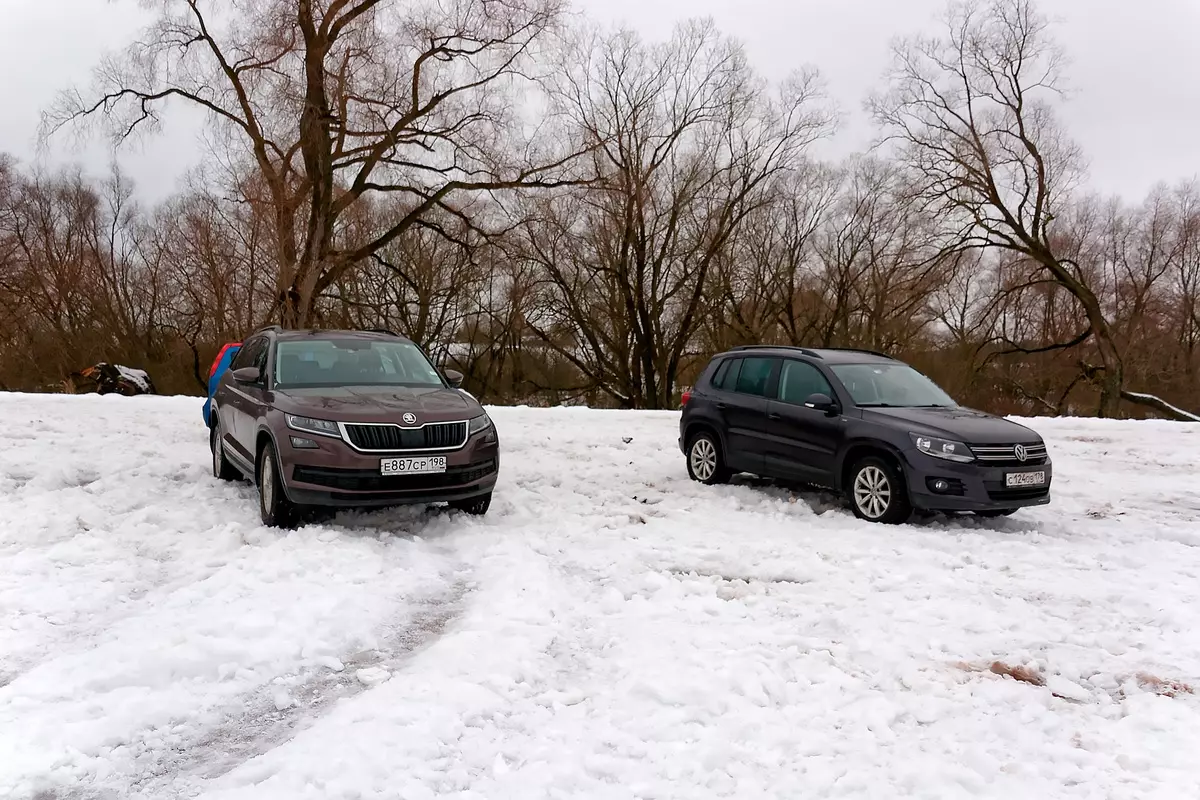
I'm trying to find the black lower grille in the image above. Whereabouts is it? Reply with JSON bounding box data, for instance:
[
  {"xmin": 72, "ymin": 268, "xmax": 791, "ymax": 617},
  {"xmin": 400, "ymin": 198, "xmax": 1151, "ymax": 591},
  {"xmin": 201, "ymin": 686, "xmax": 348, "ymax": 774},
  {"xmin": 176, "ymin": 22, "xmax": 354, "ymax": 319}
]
[
  {"xmin": 293, "ymin": 460, "xmax": 496, "ymax": 492},
  {"xmin": 343, "ymin": 421, "xmax": 466, "ymax": 451},
  {"xmin": 986, "ymin": 486, "xmax": 1050, "ymax": 502}
]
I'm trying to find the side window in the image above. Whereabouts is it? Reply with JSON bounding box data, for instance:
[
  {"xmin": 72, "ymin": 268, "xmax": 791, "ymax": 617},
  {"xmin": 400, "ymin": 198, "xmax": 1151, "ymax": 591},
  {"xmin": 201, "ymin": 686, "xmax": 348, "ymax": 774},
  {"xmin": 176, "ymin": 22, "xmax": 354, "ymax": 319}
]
[
  {"xmin": 230, "ymin": 337, "xmax": 264, "ymax": 370},
  {"xmin": 733, "ymin": 357, "xmax": 776, "ymax": 397},
  {"xmin": 778, "ymin": 360, "xmax": 834, "ymax": 405},
  {"xmin": 710, "ymin": 359, "xmax": 731, "ymax": 390},
  {"xmin": 712, "ymin": 358, "xmax": 741, "ymax": 391},
  {"xmin": 253, "ymin": 340, "xmax": 270, "ymax": 372}
]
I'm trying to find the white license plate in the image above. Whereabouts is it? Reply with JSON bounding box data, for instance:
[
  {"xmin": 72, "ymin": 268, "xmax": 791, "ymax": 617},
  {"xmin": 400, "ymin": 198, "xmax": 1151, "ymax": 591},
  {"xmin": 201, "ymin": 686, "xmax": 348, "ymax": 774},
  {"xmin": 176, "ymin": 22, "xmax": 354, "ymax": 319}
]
[
  {"xmin": 380, "ymin": 456, "xmax": 447, "ymax": 476},
  {"xmin": 1005, "ymin": 470, "xmax": 1046, "ymax": 487}
]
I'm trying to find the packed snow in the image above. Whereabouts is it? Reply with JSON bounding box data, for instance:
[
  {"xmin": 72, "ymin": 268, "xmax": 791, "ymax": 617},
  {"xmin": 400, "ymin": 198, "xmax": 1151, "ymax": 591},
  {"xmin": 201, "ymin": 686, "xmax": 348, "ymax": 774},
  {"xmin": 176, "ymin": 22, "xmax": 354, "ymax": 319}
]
[{"xmin": 1, "ymin": 393, "xmax": 1199, "ymax": 799}]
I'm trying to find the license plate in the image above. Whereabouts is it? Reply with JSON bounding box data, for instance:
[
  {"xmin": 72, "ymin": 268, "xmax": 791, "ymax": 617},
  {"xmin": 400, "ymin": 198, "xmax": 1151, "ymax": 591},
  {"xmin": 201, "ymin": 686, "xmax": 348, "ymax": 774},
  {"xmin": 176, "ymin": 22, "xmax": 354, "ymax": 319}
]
[
  {"xmin": 380, "ymin": 456, "xmax": 447, "ymax": 475},
  {"xmin": 1005, "ymin": 470, "xmax": 1045, "ymax": 487}
]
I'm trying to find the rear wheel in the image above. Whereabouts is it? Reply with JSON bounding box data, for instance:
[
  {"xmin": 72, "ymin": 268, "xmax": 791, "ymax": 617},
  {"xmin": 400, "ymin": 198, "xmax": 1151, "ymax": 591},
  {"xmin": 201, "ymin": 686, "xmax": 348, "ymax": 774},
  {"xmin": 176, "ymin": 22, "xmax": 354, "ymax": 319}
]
[
  {"xmin": 258, "ymin": 442, "xmax": 299, "ymax": 528},
  {"xmin": 210, "ymin": 415, "xmax": 240, "ymax": 482},
  {"xmin": 847, "ymin": 456, "xmax": 912, "ymax": 524},
  {"xmin": 686, "ymin": 431, "xmax": 731, "ymax": 485},
  {"xmin": 450, "ymin": 491, "xmax": 492, "ymax": 516}
]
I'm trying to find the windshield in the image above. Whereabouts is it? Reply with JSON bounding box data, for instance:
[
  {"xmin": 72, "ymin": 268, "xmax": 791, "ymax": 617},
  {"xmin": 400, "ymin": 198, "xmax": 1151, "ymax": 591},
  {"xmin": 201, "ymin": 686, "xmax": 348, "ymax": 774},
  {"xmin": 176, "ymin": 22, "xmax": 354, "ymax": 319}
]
[
  {"xmin": 273, "ymin": 339, "xmax": 445, "ymax": 388},
  {"xmin": 830, "ymin": 363, "xmax": 956, "ymax": 408}
]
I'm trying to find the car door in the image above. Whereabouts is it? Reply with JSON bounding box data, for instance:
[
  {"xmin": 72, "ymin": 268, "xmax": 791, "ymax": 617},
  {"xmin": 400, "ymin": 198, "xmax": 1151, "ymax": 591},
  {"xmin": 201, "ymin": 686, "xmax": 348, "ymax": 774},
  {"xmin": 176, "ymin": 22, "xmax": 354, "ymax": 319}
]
[
  {"xmin": 763, "ymin": 358, "xmax": 844, "ymax": 484},
  {"xmin": 220, "ymin": 335, "xmax": 268, "ymax": 464},
  {"xmin": 710, "ymin": 356, "xmax": 779, "ymax": 474}
]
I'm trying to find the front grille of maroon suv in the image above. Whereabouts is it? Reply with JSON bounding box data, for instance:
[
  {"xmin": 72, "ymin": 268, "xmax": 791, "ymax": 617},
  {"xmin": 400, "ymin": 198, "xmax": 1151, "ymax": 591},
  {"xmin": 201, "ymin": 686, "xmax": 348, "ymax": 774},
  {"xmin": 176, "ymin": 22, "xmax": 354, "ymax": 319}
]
[
  {"xmin": 342, "ymin": 420, "xmax": 467, "ymax": 451},
  {"xmin": 293, "ymin": 459, "xmax": 497, "ymax": 492}
]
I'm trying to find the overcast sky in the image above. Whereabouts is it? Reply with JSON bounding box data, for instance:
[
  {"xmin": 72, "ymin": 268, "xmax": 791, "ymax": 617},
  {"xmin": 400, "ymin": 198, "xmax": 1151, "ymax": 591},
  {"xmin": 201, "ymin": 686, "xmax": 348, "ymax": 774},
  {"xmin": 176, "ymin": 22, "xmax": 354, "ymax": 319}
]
[{"xmin": 3, "ymin": 0, "xmax": 1197, "ymax": 202}]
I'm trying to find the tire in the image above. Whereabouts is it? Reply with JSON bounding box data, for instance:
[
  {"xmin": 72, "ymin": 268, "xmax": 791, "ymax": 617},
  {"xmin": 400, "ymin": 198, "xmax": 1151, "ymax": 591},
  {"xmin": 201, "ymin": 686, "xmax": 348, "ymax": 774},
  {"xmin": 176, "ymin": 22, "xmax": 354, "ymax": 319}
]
[
  {"xmin": 847, "ymin": 455, "xmax": 912, "ymax": 524},
  {"xmin": 976, "ymin": 508, "xmax": 1018, "ymax": 518},
  {"xmin": 210, "ymin": 415, "xmax": 241, "ymax": 482},
  {"xmin": 258, "ymin": 441, "xmax": 299, "ymax": 528},
  {"xmin": 686, "ymin": 431, "xmax": 732, "ymax": 485},
  {"xmin": 450, "ymin": 491, "xmax": 492, "ymax": 516}
]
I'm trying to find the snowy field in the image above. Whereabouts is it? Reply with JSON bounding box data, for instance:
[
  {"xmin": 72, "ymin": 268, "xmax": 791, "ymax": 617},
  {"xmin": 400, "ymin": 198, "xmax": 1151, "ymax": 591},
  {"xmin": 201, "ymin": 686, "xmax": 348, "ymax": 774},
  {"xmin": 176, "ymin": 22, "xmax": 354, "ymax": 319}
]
[{"xmin": 2, "ymin": 394, "xmax": 1199, "ymax": 800}]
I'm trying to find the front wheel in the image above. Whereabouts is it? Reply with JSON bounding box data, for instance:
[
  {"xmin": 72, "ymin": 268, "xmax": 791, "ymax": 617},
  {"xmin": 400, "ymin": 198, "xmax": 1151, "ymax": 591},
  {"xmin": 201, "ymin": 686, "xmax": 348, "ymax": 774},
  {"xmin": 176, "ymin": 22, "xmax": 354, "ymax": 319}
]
[
  {"xmin": 847, "ymin": 456, "xmax": 912, "ymax": 524},
  {"xmin": 686, "ymin": 432, "xmax": 731, "ymax": 485},
  {"xmin": 258, "ymin": 442, "xmax": 299, "ymax": 528}
]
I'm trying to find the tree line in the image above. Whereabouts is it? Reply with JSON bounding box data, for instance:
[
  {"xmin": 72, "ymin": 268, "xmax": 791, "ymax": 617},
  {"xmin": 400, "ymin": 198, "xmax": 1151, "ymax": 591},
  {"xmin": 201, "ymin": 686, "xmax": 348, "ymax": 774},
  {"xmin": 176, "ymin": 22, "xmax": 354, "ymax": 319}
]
[{"xmin": 1, "ymin": 0, "xmax": 1197, "ymax": 419}]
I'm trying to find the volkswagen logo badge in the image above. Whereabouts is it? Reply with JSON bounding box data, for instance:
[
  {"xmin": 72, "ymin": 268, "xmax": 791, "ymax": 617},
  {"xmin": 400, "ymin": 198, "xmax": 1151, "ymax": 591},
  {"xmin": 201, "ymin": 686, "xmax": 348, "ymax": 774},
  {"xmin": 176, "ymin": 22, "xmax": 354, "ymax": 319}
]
[
  {"xmin": 1013, "ymin": 444, "xmax": 1027, "ymax": 462},
  {"xmin": 402, "ymin": 412, "xmax": 417, "ymax": 426}
]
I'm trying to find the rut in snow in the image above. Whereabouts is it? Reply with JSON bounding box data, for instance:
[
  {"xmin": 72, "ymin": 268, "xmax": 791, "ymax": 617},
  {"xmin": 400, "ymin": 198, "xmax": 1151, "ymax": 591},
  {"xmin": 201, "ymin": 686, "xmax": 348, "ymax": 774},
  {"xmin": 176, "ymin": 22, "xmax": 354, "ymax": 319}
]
[{"xmin": 125, "ymin": 581, "xmax": 470, "ymax": 798}]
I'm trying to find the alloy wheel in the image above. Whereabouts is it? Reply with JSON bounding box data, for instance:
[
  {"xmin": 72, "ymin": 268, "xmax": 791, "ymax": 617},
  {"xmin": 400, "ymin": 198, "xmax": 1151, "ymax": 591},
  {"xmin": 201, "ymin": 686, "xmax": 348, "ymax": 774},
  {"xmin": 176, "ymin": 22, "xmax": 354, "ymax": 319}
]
[
  {"xmin": 853, "ymin": 465, "xmax": 891, "ymax": 519},
  {"xmin": 690, "ymin": 437, "xmax": 717, "ymax": 481},
  {"xmin": 261, "ymin": 451, "xmax": 274, "ymax": 511},
  {"xmin": 212, "ymin": 424, "xmax": 223, "ymax": 475}
]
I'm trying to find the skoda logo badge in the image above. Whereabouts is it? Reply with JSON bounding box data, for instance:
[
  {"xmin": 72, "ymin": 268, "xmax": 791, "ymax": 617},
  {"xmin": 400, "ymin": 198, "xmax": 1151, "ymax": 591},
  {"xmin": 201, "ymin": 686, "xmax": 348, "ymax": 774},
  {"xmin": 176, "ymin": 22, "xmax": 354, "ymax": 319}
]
[
  {"xmin": 402, "ymin": 412, "xmax": 417, "ymax": 426},
  {"xmin": 1014, "ymin": 444, "xmax": 1027, "ymax": 462}
]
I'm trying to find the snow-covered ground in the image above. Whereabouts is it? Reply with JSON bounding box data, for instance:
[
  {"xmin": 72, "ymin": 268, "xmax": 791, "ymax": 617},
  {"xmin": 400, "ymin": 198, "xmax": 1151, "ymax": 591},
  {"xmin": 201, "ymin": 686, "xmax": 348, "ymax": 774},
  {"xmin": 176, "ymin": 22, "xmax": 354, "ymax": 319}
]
[{"xmin": 2, "ymin": 394, "xmax": 1199, "ymax": 800}]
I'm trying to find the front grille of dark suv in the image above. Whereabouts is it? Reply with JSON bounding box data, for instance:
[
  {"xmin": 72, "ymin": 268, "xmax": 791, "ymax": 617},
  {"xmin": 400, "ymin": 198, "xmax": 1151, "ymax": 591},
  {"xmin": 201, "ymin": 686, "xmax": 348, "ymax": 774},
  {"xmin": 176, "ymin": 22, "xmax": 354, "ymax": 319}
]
[
  {"xmin": 293, "ymin": 459, "xmax": 497, "ymax": 492},
  {"xmin": 343, "ymin": 421, "xmax": 467, "ymax": 451},
  {"xmin": 969, "ymin": 443, "xmax": 1048, "ymax": 467}
]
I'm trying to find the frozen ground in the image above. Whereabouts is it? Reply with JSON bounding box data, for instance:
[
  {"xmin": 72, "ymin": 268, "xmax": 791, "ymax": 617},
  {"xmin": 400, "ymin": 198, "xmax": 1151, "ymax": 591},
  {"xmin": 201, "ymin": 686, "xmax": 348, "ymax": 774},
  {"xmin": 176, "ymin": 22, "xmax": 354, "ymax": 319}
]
[{"xmin": 1, "ymin": 394, "xmax": 1199, "ymax": 800}]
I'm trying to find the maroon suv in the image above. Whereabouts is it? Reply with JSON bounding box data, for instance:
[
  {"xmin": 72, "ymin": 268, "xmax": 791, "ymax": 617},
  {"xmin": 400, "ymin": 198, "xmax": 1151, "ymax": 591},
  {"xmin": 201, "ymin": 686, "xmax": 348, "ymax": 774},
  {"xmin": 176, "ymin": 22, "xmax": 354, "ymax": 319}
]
[{"xmin": 209, "ymin": 327, "xmax": 498, "ymax": 527}]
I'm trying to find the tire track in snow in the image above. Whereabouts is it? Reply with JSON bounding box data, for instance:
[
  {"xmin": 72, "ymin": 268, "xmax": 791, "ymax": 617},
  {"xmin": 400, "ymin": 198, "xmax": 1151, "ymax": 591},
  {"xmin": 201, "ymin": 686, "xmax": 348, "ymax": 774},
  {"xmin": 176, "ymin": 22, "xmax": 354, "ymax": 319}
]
[{"xmin": 122, "ymin": 580, "xmax": 471, "ymax": 799}]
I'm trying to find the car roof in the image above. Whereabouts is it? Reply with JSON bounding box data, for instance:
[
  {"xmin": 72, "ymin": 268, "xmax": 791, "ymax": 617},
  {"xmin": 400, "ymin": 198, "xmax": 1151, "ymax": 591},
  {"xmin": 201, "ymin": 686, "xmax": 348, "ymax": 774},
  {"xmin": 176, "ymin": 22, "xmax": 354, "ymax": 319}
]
[
  {"xmin": 256, "ymin": 327, "xmax": 415, "ymax": 345},
  {"xmin": 717, "ymin": 345, "xmax": 897, "ymax": 365}
]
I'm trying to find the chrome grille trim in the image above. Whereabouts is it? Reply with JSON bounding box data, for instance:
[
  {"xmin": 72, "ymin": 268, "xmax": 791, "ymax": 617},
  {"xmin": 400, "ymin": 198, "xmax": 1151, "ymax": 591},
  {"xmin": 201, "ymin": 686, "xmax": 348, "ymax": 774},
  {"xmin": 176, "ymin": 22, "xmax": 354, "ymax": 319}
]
[
  {"xmin": 337, "ymin": 420, "xmax": 469, "ymax": 453},
  {"xmin": 969, "ymin": 443, "xmax": 1048, "ymax": 462}
]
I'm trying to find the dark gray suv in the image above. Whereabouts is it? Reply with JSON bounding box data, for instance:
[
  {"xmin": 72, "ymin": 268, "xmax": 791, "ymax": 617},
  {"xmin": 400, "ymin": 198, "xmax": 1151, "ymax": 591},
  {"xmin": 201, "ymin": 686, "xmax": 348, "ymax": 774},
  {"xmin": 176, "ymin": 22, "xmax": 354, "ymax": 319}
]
[
  {"xmin": 211, "ymin": 327, "xmax": 498, "ymax": 527},
  {"xmin": 679, "ymin": 346, "xmax": 1052, "ymax": 523}
]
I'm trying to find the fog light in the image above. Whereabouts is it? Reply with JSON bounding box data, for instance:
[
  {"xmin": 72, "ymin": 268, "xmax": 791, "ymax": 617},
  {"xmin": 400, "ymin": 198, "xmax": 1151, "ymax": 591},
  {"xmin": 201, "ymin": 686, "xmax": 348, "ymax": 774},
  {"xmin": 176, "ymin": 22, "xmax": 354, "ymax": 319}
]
[
  {"xmin": 931, "ymin": 479, "xmax": 950, "ymax": 493},
  {"xmin": 290, "ymin": 436, "xmax": 319, "ymax": 449}
]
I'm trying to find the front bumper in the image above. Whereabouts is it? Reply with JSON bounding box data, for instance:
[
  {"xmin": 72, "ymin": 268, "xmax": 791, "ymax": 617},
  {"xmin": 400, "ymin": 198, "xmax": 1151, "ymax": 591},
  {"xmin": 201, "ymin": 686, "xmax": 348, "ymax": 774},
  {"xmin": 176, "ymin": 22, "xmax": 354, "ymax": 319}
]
[
  {"xmin": 901, "ymin": 448, "xmax": 1052, "ymax": 512},
  {"xmin": 279, "ymin": 429, "xmax": 500, "ymax": 509}
]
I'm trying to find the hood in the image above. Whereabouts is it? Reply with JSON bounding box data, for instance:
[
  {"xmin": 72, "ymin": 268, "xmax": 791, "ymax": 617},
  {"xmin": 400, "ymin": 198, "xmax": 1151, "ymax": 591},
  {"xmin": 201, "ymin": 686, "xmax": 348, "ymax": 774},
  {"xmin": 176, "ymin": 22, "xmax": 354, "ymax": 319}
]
[
  {"xmin": 270, "ymin": 385, "xmax": 480, "ymax": 423},
  {"xmin": 860, "ymin": 405, "xmax": 1041, "ymax": 444}
]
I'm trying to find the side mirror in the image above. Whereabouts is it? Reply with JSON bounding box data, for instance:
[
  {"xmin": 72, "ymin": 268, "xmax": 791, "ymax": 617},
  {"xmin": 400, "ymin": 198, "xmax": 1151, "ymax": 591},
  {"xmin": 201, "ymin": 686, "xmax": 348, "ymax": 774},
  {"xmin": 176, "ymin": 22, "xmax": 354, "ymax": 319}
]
[
  {"xmin": 803, "ymin": 392, "xmax": 839, "ymax": 414},
  {"xmin": 231, "ymin": 366, "xmax": 262, "ymax": 384},
  {"xmin": 443, "ymin": 368, "xmax": 464, "ymax": 389}
]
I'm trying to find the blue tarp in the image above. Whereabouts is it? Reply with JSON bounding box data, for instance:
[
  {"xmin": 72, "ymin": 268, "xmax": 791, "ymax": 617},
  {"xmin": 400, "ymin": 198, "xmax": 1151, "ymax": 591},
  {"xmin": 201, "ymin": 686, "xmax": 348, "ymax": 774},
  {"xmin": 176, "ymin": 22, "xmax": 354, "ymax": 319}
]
[{"xmin": 202, "ymin": 344, "xmax": 241, "ymax": 428}]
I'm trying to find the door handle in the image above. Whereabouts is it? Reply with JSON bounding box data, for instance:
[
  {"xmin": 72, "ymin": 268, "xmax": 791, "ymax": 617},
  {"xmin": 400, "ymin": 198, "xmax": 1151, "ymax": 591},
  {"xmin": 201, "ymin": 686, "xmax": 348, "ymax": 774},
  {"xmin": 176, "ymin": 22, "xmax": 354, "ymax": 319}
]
[
  {"xmin": 716, "ymin": 402, "xmax": 728, "ymax": 410},
  {"xmin": 767, "ymin": 412, "xmax": 781, "ymax": 420}
]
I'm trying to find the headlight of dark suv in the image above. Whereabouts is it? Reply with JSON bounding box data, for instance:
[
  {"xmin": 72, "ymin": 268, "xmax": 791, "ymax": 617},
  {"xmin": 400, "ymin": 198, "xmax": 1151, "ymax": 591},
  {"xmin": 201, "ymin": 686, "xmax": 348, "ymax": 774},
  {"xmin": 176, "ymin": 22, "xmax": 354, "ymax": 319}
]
[
  {"xmin": 285, "ymin": 414, "xmax": 341, "ymax": 438},
  {"xmin": 910, "ymin": 433, "xmax": 974, "ymax": 463},
  {"xmin": 468, "ymin": 412, "xmax": 493, "ymax": 436}
]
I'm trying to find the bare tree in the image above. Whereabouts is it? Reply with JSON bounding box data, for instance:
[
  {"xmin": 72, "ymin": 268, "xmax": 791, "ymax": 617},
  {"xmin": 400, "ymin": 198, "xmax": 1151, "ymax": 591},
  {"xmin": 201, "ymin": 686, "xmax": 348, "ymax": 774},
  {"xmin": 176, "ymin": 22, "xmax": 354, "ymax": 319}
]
[
  {"xmin": 48, "ymin": 0, "xmax": 588, "ymax": 328},
  {"xmin": 870, "ymin": 0, "xmax": 1134, "ymax": 416},
  {"xmin": 518, "ymin": 20, "xmax": 834, "ymax": 407}
]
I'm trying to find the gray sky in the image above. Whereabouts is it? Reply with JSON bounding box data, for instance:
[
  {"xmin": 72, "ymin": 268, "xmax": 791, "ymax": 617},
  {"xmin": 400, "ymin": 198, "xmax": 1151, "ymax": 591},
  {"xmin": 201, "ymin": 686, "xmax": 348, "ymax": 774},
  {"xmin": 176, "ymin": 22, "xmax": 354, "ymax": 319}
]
[{"xmin": 4, "ymin": 0, "xmax": 1198, "ymax": 201}]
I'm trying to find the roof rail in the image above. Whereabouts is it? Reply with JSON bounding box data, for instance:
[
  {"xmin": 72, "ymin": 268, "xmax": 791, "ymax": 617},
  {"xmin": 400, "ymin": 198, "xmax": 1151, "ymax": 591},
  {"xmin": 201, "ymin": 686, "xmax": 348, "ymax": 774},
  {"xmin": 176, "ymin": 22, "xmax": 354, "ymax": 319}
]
[
  {"xmin": 730, "ymin": 344, "xmax": 822, "ymax": 358},
  {"xmin": 728, "ymin": 344, "xmax": 895, "ymax": 360},
  {"xmin": 251, "ymin": 324, "xmax": 283, "ymax": 335},
  {"xmin": 819, "ymin": 346, "xmax": 894, "ymax": 359},
  {"xmin": 365, "ymin": 328, "xmax": 399, "ymax": 336}
]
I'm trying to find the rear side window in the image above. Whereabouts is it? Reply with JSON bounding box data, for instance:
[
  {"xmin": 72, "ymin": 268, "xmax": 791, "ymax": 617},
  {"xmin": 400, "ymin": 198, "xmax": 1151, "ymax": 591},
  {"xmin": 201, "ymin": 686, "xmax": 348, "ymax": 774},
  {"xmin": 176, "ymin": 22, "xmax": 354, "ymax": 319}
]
[
  {"xmin": 710, "ymin": 358, "xmax": 732, "ymax": 389},
  {"xmin": 778, "ymin": 360, "xmax": 834, "ymax": 405},
  {"xmin": 734, "ymin": 357, "xmax": 775, "ymax": 397}
]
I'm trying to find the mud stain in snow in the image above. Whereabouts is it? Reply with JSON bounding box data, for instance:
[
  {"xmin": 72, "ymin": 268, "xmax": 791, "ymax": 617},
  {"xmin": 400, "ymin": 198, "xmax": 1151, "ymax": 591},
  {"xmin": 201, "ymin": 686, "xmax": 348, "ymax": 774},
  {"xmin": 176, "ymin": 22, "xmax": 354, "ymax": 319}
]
[{"xmin": 123, "ymin": 582, "xmax": 469, "ymax": 798}]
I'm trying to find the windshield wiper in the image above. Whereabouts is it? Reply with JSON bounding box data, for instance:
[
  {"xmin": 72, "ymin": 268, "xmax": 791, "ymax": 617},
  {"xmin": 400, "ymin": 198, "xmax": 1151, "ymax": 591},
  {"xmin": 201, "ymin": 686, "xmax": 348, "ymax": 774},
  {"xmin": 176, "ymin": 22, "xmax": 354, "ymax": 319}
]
[{"xmin": 857, "ymin": 403, "xmax": 895, "ymax": 408}]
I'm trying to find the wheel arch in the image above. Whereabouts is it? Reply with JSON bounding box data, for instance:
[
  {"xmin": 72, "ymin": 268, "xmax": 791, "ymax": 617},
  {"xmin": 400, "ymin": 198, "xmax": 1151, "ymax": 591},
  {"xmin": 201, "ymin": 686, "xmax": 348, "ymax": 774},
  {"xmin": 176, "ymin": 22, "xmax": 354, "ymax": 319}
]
[
  {"xmin": 682, "ymin": 418, "xmax": 727, "ymax": 453},
  {"xmin": 837, "ymin": 439, "xmax": 907, "ymax": 494}
]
